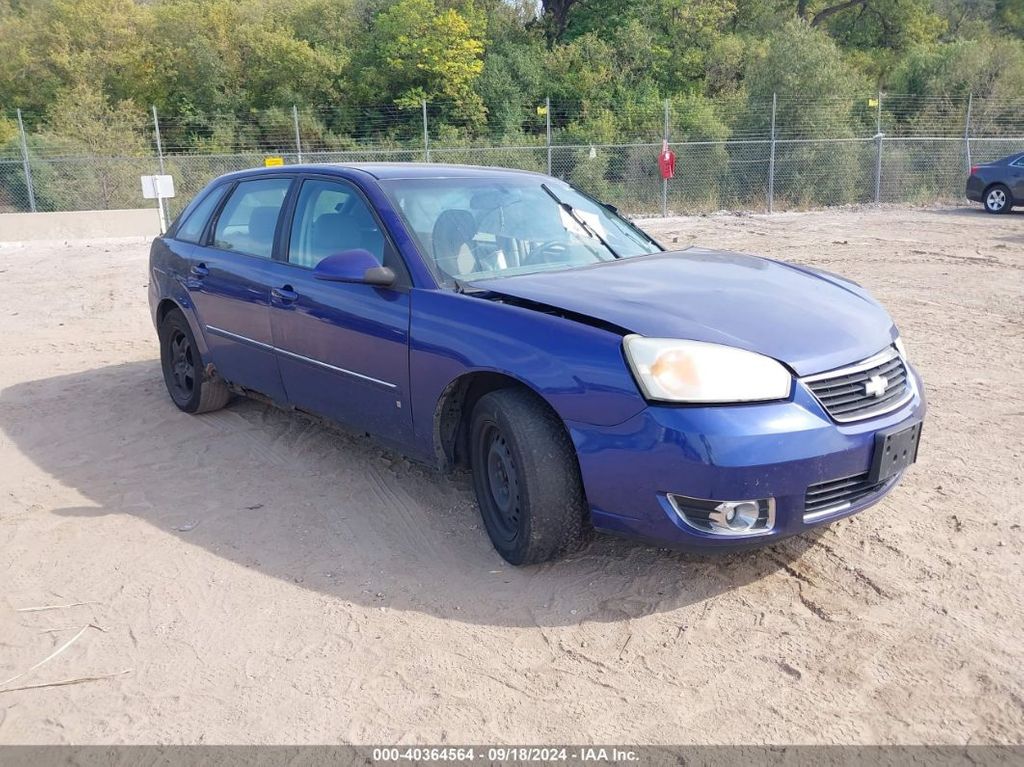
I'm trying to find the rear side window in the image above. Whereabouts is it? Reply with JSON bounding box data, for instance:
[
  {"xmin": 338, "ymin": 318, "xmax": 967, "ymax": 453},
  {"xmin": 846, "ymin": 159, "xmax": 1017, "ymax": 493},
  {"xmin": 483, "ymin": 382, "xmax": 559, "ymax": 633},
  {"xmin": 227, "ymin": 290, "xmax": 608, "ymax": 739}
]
[
  {"xmin": 1012, "ymin": 156, "xmax": 1024, "ymax": 168},
  {"xmin": 174, "ymin": 184, "xmax": 228, "ymax": 244},
  {"xmin": 212, "ymin": 178, "xmax": 292, "ymax": 258}
]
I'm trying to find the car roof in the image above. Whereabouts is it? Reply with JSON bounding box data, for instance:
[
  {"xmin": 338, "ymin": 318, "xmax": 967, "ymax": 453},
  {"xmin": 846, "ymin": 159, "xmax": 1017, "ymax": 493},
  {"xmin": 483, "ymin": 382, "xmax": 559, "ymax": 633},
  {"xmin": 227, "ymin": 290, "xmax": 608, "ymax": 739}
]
[
  {"xmin": 989, "ymin": 152, "xmax": 1024, "ymax": 165},
  {"xmin": 216, "ymin": 162, "xmax": 549, "ymax": 184}
]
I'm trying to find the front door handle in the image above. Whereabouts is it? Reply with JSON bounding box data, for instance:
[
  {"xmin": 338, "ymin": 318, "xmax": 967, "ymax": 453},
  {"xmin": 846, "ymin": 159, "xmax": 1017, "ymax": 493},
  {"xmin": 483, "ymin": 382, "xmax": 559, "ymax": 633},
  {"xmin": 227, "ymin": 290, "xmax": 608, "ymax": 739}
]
[
  {"xmin": 190, "ymin": 263, "xmax": 209, "ymax": 278},
  {"xmin": 272, "ymin": 285, "xmax": 299, "ymax": 304}
]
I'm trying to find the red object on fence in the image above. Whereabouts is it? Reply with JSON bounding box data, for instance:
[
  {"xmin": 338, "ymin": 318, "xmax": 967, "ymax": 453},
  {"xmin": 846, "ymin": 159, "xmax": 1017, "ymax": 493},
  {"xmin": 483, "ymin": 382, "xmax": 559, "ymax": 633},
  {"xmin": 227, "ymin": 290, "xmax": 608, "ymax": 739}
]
[{"xmin": 658, "ymin": 143, "xmax": 676, "ymax": 180}]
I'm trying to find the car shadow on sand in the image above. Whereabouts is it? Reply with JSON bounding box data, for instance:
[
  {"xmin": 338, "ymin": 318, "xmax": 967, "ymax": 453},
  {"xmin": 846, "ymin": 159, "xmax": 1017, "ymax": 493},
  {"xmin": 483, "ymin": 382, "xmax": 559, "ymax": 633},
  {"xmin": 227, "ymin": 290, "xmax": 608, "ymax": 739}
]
[{"xmin": 1, "ymin": 360, "xmax": 823, "ymax": 627}]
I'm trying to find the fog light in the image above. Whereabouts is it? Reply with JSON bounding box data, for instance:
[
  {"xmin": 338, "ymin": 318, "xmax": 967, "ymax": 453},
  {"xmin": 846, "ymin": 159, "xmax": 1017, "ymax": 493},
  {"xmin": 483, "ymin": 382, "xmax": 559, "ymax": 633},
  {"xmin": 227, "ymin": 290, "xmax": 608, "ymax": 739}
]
[
  {"xmin": 709, "ymin": 500, "xmax": 760, "ymax": 532},
  {"xmin": 666, "ymin": 494, "xmax": 776, "ymax": 536}
]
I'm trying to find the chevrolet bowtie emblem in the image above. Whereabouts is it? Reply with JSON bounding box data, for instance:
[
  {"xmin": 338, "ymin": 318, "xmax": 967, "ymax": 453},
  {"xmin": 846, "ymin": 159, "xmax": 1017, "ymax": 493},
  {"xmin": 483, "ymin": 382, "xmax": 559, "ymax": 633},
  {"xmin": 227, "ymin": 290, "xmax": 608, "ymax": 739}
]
[{"xmin": 864, "ymin": 374, "xmax": 889, "ymax": 398}]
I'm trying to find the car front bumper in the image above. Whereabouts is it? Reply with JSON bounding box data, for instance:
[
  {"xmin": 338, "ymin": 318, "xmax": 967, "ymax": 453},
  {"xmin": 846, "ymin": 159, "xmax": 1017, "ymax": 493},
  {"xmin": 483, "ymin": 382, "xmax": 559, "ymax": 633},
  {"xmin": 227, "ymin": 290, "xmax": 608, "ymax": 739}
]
[{"xmin": 567, "ymin": 364, "xmax": 926, "ymax": 551}]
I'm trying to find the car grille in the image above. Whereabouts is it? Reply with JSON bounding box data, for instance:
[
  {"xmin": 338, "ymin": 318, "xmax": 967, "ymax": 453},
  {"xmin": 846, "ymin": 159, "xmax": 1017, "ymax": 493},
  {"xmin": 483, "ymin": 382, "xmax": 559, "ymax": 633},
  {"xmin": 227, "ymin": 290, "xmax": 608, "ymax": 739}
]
[
  {"xmin": 804, "ymin": 472, "xmax": 895, "ymax": 521},
  {"xmin": 801, "ymin": 346, "xmax": 912, "ymax": 423}
]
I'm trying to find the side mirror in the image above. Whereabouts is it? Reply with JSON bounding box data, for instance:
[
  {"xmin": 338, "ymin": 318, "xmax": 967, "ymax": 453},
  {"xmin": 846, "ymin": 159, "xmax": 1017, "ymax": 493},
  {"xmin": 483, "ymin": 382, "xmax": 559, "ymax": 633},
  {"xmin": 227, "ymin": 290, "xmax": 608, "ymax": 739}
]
[{"xmin": 313, "ymin": 249, "xmax": 396, "ymax": 287}]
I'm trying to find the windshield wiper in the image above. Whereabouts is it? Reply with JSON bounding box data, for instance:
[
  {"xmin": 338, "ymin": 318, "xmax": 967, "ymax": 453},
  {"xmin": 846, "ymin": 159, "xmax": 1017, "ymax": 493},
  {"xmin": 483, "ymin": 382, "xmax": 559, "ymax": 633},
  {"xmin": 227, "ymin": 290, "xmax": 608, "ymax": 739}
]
[{"xmin": 541, "ymin": 183, "xmax": 620, "ymax": 260}]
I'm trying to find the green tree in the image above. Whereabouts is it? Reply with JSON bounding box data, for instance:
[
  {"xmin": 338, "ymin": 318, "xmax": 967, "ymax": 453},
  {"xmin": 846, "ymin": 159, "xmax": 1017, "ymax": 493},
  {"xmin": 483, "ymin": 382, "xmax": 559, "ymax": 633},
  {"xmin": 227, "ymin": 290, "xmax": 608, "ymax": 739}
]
[
  {"xmin": 744, "ymin": 21, "xmax": 873, "ymax": 204},
  {"xmin": 0, "ymin": 0, "xmax": 143, "ymax": 119},
  {"xmin": 746, "ymin": 19, "xmax": 869, "ymax": 124},
  {"xmin": 358, "ymin": 0, "xmax": 487, "ymax": 126},
  {"xmin": 475, "ymin": 2, "xmax": 548, "ymax": 138},
  {"xmin": 888, "ymin": 36, "xmax": 1024, "ymax": 101},
  {"xmin": 32, "ymin": 84, "xmax": 153, "ymax": 210},
  {"xmin": 995, "ymin": 0, "xmax": 1024, "ymax": 33}
]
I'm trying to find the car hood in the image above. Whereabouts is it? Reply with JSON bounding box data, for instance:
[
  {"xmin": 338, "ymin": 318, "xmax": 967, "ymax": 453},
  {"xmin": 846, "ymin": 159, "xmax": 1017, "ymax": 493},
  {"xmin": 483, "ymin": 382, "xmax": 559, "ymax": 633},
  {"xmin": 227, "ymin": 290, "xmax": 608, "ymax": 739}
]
[{"xmin": 470, "ymin": 248, "xmax": 896, "ymax": 377}]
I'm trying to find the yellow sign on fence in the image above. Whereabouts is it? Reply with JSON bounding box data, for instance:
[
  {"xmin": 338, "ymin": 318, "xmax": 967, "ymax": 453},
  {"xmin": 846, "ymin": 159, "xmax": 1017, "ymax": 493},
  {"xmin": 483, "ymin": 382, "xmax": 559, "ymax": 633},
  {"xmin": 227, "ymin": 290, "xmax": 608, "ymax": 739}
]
[
  {"xmin": 264, "ymin": 156, "xmax": 284, "ymax": 167},
  {"xmin": 868, "ymin": 98, "xmax": 878, "ymax": 108}
]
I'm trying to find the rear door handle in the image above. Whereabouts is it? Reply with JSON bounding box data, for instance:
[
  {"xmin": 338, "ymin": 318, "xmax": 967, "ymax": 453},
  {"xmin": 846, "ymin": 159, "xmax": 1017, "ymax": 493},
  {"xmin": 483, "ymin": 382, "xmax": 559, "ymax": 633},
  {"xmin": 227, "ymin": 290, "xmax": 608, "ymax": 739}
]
[
  {"xmin": 272, "ymin": 285, "xmax": 299, "ymax": 304},
  {"xmin": 190, "ymin": 263, "xmax": 209, "ymax": 278}
]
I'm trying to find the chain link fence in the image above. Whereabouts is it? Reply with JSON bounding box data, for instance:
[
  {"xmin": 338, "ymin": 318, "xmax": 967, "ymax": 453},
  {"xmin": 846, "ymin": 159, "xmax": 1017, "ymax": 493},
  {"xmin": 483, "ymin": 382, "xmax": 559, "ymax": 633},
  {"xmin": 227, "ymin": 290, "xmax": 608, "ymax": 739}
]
[{"xmin": 2, "ymin": 94, "xmax": 1022, "ymax": 219}]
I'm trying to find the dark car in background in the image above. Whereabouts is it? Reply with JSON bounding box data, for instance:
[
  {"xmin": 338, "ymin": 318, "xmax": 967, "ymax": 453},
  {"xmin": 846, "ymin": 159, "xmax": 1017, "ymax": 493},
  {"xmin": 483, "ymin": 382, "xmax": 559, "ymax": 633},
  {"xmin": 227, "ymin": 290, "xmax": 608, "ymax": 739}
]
[{"xmin": 966, "ymin": 152, "xmax": 1024, "ymax": 213}]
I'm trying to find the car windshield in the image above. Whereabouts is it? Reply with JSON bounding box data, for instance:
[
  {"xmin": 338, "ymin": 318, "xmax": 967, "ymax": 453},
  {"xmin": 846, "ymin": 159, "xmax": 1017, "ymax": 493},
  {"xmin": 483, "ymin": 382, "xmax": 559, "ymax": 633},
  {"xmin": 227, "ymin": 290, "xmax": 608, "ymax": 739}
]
[{"xmin": 379, "ymin": 176, "xmax": 662, "ymax": 285}]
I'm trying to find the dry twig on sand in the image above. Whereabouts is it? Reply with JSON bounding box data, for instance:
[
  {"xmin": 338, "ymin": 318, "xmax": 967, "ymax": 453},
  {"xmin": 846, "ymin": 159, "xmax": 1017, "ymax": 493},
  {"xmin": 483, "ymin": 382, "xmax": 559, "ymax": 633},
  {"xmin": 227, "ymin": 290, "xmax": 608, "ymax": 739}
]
[
  {"xmin": 15, "ymin": 602, "xmax": 101, "ymax": 613},
  {"xmin": 0, "ymin": 625, "xmax": 90, "ymax": 689},
  {"xmin": 0, "ymin": 669, "xmax": 131, "ymax": 694}
]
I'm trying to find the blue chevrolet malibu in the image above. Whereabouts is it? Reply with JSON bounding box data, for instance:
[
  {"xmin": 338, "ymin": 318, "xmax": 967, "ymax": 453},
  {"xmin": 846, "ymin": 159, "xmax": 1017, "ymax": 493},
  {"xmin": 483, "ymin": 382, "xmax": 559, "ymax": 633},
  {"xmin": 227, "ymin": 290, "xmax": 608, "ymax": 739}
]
[{"xmin": 149, "ymin": 164, "xmax": 925, "ymax": 564}]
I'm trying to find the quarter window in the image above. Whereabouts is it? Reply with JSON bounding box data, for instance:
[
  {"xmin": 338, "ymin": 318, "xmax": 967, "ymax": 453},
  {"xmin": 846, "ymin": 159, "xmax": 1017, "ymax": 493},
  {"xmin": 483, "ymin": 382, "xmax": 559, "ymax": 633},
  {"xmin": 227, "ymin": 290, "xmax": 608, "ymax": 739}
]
[
  {"xmin": 288, "ymin": 179, "xmax": 385, "ymax": 269},
  {"xmin": 1012, "ymin": 155, "xmax": 1024, "ymax": 168},
  {"xmin": 212, "ymin": 178, "xmax": 291, "ymax": 258},
  {"xmin": 174, "ymin": 184, "xmax": 228, "ymax": 244}
]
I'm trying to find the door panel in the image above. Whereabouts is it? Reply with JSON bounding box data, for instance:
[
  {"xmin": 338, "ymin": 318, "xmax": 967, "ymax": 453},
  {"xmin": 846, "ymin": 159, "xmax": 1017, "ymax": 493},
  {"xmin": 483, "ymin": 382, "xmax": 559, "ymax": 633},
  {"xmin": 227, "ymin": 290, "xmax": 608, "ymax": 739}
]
[
  {"xmin": 267, "ymin": 176, "xmax": 412, "ymax": 441},
  {"xmin": 1010, "ymin": 159, "xmax": 1024, "ymax": 200},
  {"xmin": 189, "ymin": 252, "xmax": 288, "ymax": 402},
  {"xmin": 268, "ymin": 269, "xmax": 412, "ymax": 440},
  {"xmin": 186, "ymin": 177, "xmax": 292, "ymax": 402}
]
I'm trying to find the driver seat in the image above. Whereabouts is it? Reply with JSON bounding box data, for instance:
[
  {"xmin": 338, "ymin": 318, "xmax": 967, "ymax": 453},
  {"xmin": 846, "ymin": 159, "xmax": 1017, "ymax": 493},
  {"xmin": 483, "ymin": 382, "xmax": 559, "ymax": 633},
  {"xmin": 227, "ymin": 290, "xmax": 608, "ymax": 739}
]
[{"xmin": 432, "ymin": 209, "xmax": 477, "ymax": 277}]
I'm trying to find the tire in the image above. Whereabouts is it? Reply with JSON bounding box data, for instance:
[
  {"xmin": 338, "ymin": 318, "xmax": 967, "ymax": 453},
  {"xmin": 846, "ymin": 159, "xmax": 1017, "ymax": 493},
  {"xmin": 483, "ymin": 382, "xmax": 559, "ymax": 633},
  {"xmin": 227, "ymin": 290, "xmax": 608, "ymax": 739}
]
[
  {"xmin": 469, "ymin": 388, "xmax": 588, "ymax": 565},
  {"xmin": 158, "ymin": 307, "xmax": 231, "ymax": 414},
  {"xmin": 984, "ymin": 184, "xmax": 1012, "ymax": 214}
]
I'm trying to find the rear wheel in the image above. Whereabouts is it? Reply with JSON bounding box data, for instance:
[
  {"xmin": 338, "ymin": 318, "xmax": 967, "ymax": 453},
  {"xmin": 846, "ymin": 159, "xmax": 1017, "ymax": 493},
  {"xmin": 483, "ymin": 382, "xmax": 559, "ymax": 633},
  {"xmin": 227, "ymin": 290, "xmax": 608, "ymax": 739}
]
[
  {"xmin": 469, "ymin": 388, "xmax": 588, "ymax": 565},
  {"xmin": 984, "ymin": 184, "xmax": 1012, "ymax": 214},
  {"xmin": 159, "ymin": 308, "xmax": 230, "ymax": 413}
]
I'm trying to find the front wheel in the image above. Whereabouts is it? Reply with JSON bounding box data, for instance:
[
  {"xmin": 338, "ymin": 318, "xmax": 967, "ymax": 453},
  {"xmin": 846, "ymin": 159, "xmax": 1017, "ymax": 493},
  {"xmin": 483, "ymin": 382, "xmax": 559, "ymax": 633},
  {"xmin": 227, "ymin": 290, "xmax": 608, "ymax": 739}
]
[
  {"xmin": 470, "ymin": 388, "xmax": 588, "ymax": 565},
  {"xmin": 984, "ymin": 184, "xmax": 1012, "ymax": 214},
  {"xmin": 159, "ymin": 308, "xmax": 231, "ymax": 413}
]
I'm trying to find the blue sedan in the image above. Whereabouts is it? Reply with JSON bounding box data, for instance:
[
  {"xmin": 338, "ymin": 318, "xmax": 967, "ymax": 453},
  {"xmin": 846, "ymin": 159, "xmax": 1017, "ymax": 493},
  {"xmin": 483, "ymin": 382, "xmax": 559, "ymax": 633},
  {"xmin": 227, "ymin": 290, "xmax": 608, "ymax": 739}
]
[{"xmin": 149, "ymin": 164, "xmax": 926, "ymax": 564}]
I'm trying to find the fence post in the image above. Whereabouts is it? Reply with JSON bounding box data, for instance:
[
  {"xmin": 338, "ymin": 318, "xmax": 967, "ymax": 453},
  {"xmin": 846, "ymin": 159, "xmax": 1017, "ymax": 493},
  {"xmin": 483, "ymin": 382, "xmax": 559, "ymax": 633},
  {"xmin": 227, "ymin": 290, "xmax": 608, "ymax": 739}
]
[
  {"xmin": 662, "ymin": 99, "xmax": 670, "ymax": 217},
  {"xmin": 293, "ymin": 105, "xmax": 303, "ymax": 163},
  {"xmin": 963, "ymin": 93, "xmax": 973, "ymax": 173},
  {"xmin": 16, "ymin": 109, "xmax": 37, "ymax": 213},
  {"xmin": 768, "ymin": 93, "xmax": 777, "ymax": 214},
  {"xmin": 151, "ymin": 105, "xmax": 167, "ymax": 232},
  {"xmin": 873, "ymin": 91, "xmax": 884, "ymax": 204},
  {"xmin": 546, "ymin": 97, "xmax": 552, "ymax": 176},
  {"xmin": 422, "ymin": 100, "xmax": 431, "ymax": 162}
]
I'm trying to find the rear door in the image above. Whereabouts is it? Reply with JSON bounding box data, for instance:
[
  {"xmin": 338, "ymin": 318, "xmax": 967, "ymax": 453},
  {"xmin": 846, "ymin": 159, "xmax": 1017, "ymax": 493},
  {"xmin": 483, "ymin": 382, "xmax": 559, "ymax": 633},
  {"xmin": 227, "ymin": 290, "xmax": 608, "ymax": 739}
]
[
  {"xmin": 265, "ymin": 175, "xmax": 413, "ymax": 442},
  {"xmin": 1010, "ymin": 155, "xmax": 1024, "ymax": 200},
  {"xmin": 187, "ymin": 176, "xmax": 293, "ymax": 402}
]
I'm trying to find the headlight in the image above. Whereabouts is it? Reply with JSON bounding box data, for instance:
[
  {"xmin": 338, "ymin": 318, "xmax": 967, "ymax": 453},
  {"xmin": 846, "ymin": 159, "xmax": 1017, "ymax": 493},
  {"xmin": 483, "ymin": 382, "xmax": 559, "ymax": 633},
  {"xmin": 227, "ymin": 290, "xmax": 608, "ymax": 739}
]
[
  {"xmin": 623, "ymin": 335, "xmax": 792, "ymax": 403},
  {"xmin": 894, "ymin": 335, "xmax": 908, "ymax": 360}
]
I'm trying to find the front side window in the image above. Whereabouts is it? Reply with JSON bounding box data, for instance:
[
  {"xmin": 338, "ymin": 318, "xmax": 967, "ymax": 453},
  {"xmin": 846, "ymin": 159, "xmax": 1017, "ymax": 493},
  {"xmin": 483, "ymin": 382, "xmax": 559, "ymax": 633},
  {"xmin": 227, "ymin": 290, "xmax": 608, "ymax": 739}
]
[
  {"xmin": 288, "ymin": 179, "xmax": 385, "ymax": 269},
  {"xmin": 174, "ymin": 184, "xmax": 228, "ymax": 244},
  {"xmin": 380, "ymin": 177, "xmax": 661, "ymax": 284},
  {"xmin": 212, "ymin": 178, "xmax": 291, "ymax": 258}
]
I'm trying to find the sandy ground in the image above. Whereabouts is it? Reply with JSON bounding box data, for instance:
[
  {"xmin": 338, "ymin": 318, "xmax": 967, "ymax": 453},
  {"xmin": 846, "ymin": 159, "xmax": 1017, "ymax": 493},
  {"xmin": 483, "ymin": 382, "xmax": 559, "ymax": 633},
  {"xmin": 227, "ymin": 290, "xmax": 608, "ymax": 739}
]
[{"xmin": 0, "ymin": 205, "xmax": 1021, "ymax": 746}]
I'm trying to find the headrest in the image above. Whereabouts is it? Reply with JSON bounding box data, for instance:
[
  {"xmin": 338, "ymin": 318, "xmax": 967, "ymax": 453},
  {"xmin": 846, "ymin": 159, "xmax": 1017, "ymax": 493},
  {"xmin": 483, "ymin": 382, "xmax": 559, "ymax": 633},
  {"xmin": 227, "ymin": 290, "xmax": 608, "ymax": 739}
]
[
  {"xmin": 432, "ymin": 210, "xmax": 476, "ymax": 251},
  {"xmin": 248, "ymin": 206, "xmax": 279, "ymax": 244}
]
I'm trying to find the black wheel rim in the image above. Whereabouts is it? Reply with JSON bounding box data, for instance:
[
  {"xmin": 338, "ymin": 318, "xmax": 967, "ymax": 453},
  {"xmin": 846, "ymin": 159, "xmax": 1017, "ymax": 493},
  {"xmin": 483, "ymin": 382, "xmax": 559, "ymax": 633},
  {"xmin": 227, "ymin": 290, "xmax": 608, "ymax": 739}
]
[
  {"xmin": 481, "ymin": 423, "xmax": 521, "ymax": 541},
  {"xmin": 168, "ymin": 329, "xmax": 196, "ymax": 403}
]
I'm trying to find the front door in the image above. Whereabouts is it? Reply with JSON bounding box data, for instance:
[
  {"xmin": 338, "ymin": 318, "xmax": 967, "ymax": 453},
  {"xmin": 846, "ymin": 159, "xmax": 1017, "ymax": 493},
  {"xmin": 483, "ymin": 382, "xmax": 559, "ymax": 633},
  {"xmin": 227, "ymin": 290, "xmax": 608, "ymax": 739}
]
[
  {"xmin": 266, "ymin": 177, "xmax": 412, "ymax": 442},
  {"xmin": 187, "ymin": 176, "xmax": 293, "ymax": 403}
]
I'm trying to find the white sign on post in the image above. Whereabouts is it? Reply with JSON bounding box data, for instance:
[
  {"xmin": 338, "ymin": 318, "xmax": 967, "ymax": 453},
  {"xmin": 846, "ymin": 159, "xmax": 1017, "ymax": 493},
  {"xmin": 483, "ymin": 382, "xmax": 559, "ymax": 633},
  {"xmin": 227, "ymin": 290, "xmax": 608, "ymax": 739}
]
[
  {"xmin": 141, "ymin": 174, "xmax": 175, "ymax": 199},
  {"xmin": 141, "ymin": 174, "xmax": 175, "ymax": 234}
]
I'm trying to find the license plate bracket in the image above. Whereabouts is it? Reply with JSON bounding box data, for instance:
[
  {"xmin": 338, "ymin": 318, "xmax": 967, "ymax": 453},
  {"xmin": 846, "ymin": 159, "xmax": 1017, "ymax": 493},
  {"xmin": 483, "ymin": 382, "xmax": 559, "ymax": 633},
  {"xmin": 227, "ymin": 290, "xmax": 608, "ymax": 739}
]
[{"xmin": 869, "ymin": 420, "xmax": 922, "ymax": 484}]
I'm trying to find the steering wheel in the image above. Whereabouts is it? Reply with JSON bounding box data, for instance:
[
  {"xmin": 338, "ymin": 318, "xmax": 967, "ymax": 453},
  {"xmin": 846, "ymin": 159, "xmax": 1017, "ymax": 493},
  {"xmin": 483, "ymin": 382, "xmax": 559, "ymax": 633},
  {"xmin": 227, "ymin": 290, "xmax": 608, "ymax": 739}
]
[{"xmin": 522, "ymin": 240, "xmax": 571, "ymax": 266}]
